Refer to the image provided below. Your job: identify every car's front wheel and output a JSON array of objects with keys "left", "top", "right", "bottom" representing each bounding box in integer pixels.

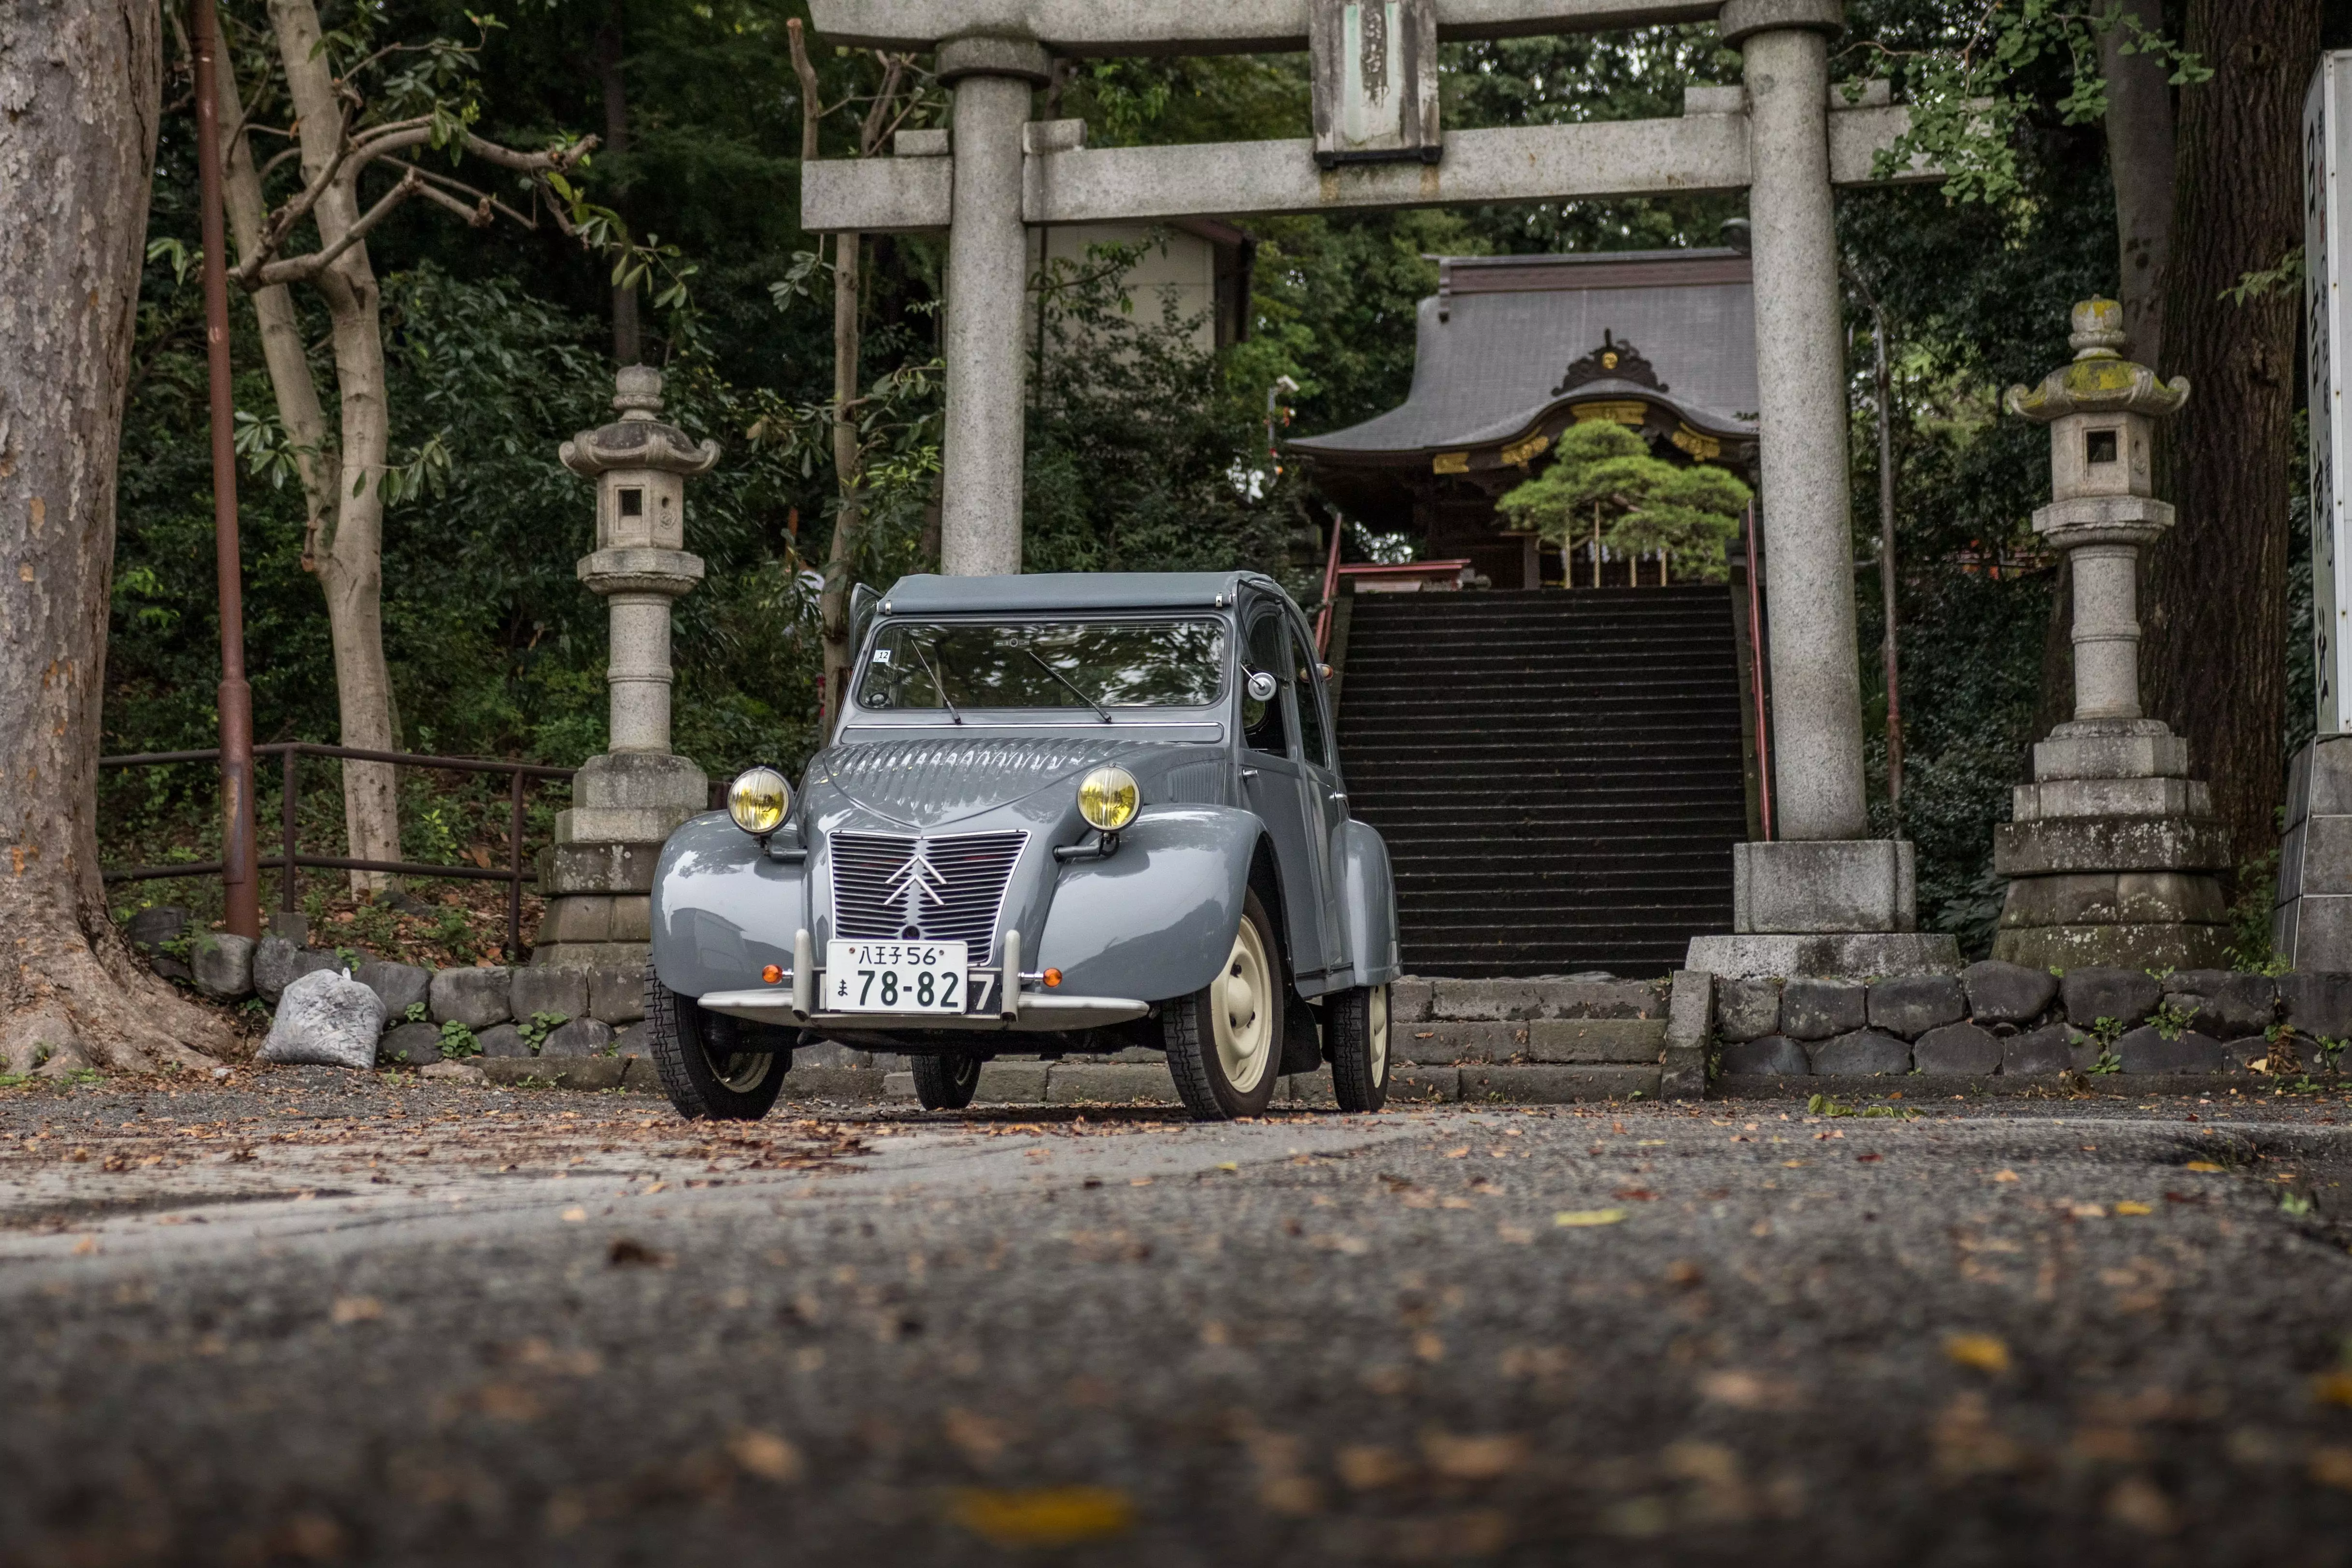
[
  {"left": 1328, "top": 983, "right": 1390, "bottom": 1112},
  {"left": 911, "top": 1052, "right": 982, "bottom": 1110},
  {"left": 1161, "top": 889, "right": 1284, "bottom": 1121},
  {"left": 646, "top": 975, "right": 786, "bottom": 1121}
]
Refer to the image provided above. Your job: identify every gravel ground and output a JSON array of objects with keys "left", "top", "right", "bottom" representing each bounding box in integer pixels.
[{"left": 7, "top": 1070, "right": 2352, "bottom": 1565}]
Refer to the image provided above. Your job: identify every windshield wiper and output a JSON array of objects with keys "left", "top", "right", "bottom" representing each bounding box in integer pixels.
[
  {"left": 906, "top": 638, "right": 962, "bottom": 725},
  {"left": 1024, "top": 649, "right": 1113, "bottom": 723}
]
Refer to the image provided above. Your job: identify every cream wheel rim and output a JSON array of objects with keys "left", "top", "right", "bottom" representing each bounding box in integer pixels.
[
  {"left": 1212, "top": 918, "right": 1276, "bottom": 1094},
  {"left": 1369, "top": 984, "right": 1389, "bottom": 1082}
]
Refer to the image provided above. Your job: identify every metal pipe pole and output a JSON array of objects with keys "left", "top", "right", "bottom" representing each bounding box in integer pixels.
[
  {"left": 1873, "top": 307, "right": 1903, "bottom": 831},
  {"left": 191, "top": 0, "right": 261, "bottom": 940},
  {"left": 1746, "top": 502, "right": 1774, "bottom": 841}
]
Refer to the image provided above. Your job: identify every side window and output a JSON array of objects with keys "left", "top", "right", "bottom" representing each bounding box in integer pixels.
[
  {"left": 1290, "top": 621, "right": 1332, "bottom": 770},
  {"left": 1242, "top": 611, "right": 1290, "bottom": 755}
]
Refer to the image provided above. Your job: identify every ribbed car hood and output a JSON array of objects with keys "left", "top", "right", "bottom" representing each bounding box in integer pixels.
[{"left": 803, "top": 734, "right": 1168, "bottom": 829}]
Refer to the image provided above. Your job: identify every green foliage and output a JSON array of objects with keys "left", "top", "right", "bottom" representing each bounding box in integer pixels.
[
  {"left": 518, "top": 1010, "right": 568, "bottom": 1053},
  {"left": 403, "top": 1001, "right": 430, "bottom": 1024},
  {"left": 2149, "top": 999, "right": 2197, "bottom": 1042},
  {"left": 1867, "top": 0, "right": 2210, "bottom": 207},
  {"left": 2088, "top": 1015, "right": 2126, "bottom": 1051},
  {"left": 2088, "top": 1050, "right": 2122, "bottom": 1075},
  {"left": 438, "top": 1021, "right": 481, "bottom": 1060},
  {"left": 1495, "top": 421, "right": 1750, "bottom": 582}
]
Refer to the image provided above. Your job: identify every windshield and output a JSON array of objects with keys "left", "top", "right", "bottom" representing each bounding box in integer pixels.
[{"left": 856, "top": 619, "right": 1227, "bottom": 712}]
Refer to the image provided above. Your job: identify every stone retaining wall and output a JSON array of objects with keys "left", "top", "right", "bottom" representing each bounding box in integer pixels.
[{"left": 1704, "top": 961, "right": 2343, "bottom": 1086}]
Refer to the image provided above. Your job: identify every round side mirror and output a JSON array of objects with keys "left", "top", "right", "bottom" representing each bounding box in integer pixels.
[{"left": 1246, "top": 670, "right": 1279, "bottom": 702}]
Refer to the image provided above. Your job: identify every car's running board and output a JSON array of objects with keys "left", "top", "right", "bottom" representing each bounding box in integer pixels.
[{"left": 695, "top": 989, "right": 1150, "bottom": 1031}]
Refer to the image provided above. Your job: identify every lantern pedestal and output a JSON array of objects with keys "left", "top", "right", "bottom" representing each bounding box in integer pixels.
[{"left": 531, "top": 367, "right": 720, "bottom": 972}]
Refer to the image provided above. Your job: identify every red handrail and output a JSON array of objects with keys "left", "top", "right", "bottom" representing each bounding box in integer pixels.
[{"left": 1313, "top": 512, "right": 1344, "bottom": 655}]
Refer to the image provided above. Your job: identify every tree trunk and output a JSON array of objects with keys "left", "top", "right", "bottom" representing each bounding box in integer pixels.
[
  {"left": 597, "top": 0, "right": 639, "bottom": 365},
  {"left": 2102, "top": 0, "right": 2177, "bottom": 369},
  {"left": 269, "top": 0, "right": 404, "bottom": 893},
  {"left": 819, "top": 231, "right": 863, "bottom": 737},
  {"left": 0, "top": 0, "right": 229, "bottom": 1071},
  {"left": 2140, "top": 0, "right": 2318, "bottom": 879},
  {"left": 214, "top": 41, "right": 333, "bottom": 566}
]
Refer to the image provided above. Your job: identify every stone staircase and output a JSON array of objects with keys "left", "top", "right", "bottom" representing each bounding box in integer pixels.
[{"left": 1335, "top": 587, "right": 1749, "bottom": 978}]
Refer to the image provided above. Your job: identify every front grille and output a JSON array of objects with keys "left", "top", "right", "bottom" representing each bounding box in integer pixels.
[{"left": 830, "top": 830, "right": 1028, "bottom": 961}]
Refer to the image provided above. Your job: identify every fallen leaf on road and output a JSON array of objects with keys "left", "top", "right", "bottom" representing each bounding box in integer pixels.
[
  {"left": 71, "top": 1236, "right": 96, "bottom": 1255},
  {"left": 950, "top": 1486, "right": 1133, "bottom": 1546},
  {"left": 331, "top": 1296, "right": 383, "bottom": 1324},
  {"left": 1612, "top": 1187, "right": 1657, "bottom": 1201},
  {"left": 1944, "top": 1333, "right": 2011, "bottom": 1374},
  {"left": 2313, "top": 1446, "right": 2352, "bottom": 1490},
  {"left": 2310, "top": 1371, "right": 2352, "bottom": 1408},
  {"left": 608, "top": 1237, "right": 670, "bottom": 1267},
  {"left": 2114, "top": 1201, "right": 2152, "bottom": 1216},
  {"left": 2105, "top": 1475, "right": 2176, "bottom": 1535},
  {"left": 2069, "top": 1203, "right": 2108, "bottom": 1219},
  {"left": 1698, "top": 1369, "right": 1799, "bottom": 1411},
  {"left": 1414, "top": 1332, "right": 1445, "bottom": 1362},
  {"left": 1444, "top": 1148, "right": 1470, "bottom": 1159},
  {"left": 944, "top": 1407, "right": 1012, "bottom": 1467},
  {"left": 1496, "top": 1224, "right": 1534, "bottom": 1243},
  {"left": 1781, "top": 1159, "right": 1807, "bottom": 1168},
  {"left": 1337, "top": 1445, "right": 1412, "bottom": 1490},
  {"left": 1992, "top": 1170, "right": 2019, "bottom": 1183},
  {"left": 2184, "top": 1161, "right": 2224, "bottom": 1173},
  {"left": 1555, "top": 1209, "right": 1625, "bottom": 1228},
  {"left": 1423, "top": 1431, "right": 1529, "bottom": 1480},
  {"left": 727, "top": 1428, "right": 804, "bottom": 1482},
  {"left": 560, "top": 1206, "right": 587, "bottom": 1223},
  {"left": 1856, "top": 1153, "right": 1882, "bottom": 1163}
]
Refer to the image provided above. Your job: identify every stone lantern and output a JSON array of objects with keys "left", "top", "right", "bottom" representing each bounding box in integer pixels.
[
  {"left": 1991, "top": 299, "right": 2230, "bottom": 969},
  {"left": 531, "top": 366, "right": 721, "bottom": 971}
]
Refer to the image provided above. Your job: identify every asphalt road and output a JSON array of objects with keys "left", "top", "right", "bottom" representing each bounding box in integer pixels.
[{"left": 8, "top": 1071, "right": 2352, "bottom": 1566}]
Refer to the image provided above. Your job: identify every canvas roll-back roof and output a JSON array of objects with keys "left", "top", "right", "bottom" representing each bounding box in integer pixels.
[{"left": 879, "top": 571, "right": 1275, "bottom": 614}]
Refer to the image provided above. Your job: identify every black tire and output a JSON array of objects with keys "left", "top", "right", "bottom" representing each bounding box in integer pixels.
[
  {"left": 912, "top": 1052, "right": 982, "bottom": 1110},
  {"left": 1161, "top": 889, "right": 1285, "bottom": 1121},
  {"left": 1328, "top": 983, "right": 1391, "bottom": 1113},
  {"left": 646, "top": 974, "right": 785, "bottom": 1121}
]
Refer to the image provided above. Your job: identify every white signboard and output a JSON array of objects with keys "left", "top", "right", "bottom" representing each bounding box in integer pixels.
[{"left": 2306, "top": 53, "right": 2352, "bottom": 734}]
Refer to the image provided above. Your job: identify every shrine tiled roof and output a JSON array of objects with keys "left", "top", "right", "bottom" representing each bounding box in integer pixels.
[{"left": 1287, "top": 248, "right": 1759, "bottom": 461}]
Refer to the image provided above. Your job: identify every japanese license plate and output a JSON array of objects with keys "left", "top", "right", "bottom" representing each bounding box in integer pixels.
[{"left": 825, "top": 940, "right": 970, "bottom": 1013}]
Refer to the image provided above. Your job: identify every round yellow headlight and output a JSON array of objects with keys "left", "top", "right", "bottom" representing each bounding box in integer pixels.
[
  {"left": 727, "top": 766, "right": 791, "bottom": 836},
  {"left": 1077, "top": 765, "right": 1140, "bottom": 833}
]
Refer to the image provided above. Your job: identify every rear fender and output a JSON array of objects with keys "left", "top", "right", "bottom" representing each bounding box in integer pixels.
[
  {"left": 1337, "top": 818, "right": 1401, "bottom": 988},
  {"left": 649, "top": 812, "right": 807, "bottom": 998},
  {"left": 1037, "top": 805, "right": 1259, "bottom": 1003}
]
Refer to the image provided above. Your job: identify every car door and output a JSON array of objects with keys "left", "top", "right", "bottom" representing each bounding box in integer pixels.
[
  {"left": 1238, "top": 600, "right": 1332, "bottom": 983},
  {"left": 1286, "top": 612, "right": 1348, "bottom": 984}
]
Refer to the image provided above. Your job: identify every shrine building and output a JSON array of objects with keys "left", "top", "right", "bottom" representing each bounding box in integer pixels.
[{"left": 1290, "top": 247, "right": 1760, "bottom": 588}]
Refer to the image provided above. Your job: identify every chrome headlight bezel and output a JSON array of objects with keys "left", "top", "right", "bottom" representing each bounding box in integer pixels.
[
  {"left": 1077, "top": 764, "right": 1140, "bottom": 833},
  {"left": 727, "top": 766, "right": 792, "bottom": 837}
]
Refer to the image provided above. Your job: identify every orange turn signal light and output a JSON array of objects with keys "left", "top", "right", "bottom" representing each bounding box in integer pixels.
[
  {"left": 762, "top": 964, "right": 784, "bottom": 984},
  {"left": 1043, "top": 968, "right": 1063, "bottom": 988}
]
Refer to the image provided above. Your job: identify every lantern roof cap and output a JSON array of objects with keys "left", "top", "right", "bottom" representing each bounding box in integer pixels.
[
  {"left": 561, "top": 365, "right": 722, "bottom": 477},
  {"left": 2004, "top": 298, "right": 2189, "bottom": 423}
]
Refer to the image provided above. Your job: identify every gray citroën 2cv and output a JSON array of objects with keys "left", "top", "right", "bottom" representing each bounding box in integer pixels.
[{"left": 643, "top": 571, "right": 1400, "bottom": 1122}]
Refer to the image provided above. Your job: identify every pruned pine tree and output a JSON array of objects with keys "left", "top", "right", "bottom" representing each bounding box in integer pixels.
[
  {"left": 1495, "top": 422, "right": 1750, "bottom": 583},
  {"left": 0, "top": 0, "right": 230, "bottom": 1071}
]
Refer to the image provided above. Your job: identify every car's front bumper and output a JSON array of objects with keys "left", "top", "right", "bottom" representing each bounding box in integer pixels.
[{"left": 695, "top": 986, "right": 1149, "bottom": 1032}]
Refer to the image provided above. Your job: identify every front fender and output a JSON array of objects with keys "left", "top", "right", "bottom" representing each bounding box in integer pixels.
[
  {"left": 1337, "top": 818, "right": 1401, "bottom": 988},
  {"left": 1037, "top": 804, "right": 1259, "bottom": 1003},
  {"left": 648, "top": 812, "right": 807, "bottom": 998}
]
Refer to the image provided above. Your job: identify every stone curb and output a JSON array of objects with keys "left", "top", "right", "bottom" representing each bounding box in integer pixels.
[{"left": 1713, "top": 1070, "right": 2277, "bottom": 1099}]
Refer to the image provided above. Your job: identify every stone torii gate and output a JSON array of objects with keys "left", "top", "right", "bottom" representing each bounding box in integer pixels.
[{"left": 802, "top": 0, "right": 1959, "bottom": 975}]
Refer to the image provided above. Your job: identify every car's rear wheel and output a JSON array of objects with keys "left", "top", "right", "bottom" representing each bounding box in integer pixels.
[
  {"left": 912, "top": 1052, "right": 982, "bottom": 1110},
  {"left": 646, "top": 975, "right": 785, "bottom": 1121},
  {"left": 1161, "top": 889, "right": 1284, "bottom": 1121},
  {"left": 1328, "top": 983, "right": 1390, "bottom": 1112}
]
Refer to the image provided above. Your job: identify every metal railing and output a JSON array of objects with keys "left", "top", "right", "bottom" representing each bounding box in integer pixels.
[{"left": 99, "top": 742, "right": 577, "bottom": 957}]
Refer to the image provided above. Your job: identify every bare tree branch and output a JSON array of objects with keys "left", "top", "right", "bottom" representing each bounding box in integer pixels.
[{"left": 245, "top": 167, "right": 421, "bottom": 286}]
